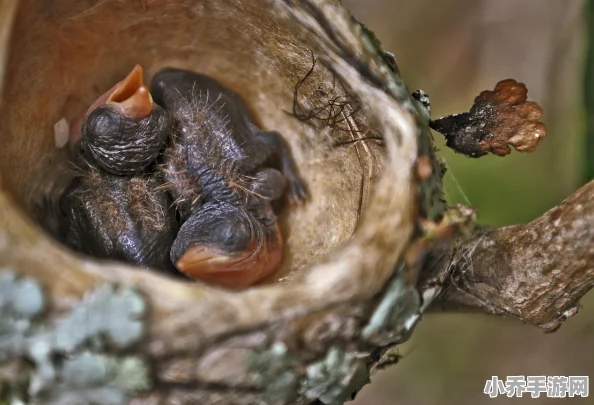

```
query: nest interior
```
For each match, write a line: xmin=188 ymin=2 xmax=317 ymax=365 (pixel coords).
xmin=0 ymin=0 xmax=389 ymax=284
xmin=0 ymin=4 xmax=424 ymax=403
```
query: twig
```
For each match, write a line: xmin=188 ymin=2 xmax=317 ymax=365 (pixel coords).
xmin=428 ymin=180 xmax=594 ymax=332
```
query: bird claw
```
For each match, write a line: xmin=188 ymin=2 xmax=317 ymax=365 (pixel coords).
xmin=287 ymin=177 xmax=308 ymax=204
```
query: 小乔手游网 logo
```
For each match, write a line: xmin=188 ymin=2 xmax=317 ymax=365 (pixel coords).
xmin=484 ymin=375 xmax=589 ymax=398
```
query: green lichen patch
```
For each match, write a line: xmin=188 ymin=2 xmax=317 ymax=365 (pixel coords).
xmin=247 ymin=342 xmax=299 ymax=404
xmin=52 ymin=283 xmax=146 ymax=351
xmin=361 ymin=266 xmax=422 ymax=346
xmin=358 ymin=23 xmax=448 ymax=222
xmin=0 ymin=272 xmax=44 ymax=318
xmin=0 ymin=271 xmax=44 ymax=363
xmin=0 ymin=271 xmax=150 ymax=405
xmin=302 ymin=347 xmax=369 ymax=405
xmin=30 ymin=352 xmax=150 ymax=405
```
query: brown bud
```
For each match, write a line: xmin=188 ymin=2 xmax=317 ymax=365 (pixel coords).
xmin=430 ymin=79 xmax=546 ymax=158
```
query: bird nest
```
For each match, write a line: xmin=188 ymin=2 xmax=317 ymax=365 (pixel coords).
xmin=0 ymin=0 xmax=453 ymax=404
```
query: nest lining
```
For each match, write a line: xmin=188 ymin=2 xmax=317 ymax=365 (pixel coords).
xmin=0 ymin=0 xmax=386 ymax=284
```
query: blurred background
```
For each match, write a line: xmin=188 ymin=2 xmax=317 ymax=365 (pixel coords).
xmin=342 ymin=0 xmax=594 ymax=404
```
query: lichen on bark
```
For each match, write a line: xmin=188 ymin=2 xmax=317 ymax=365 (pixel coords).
xmin=0 ymin=273 xmax=150 ymax=405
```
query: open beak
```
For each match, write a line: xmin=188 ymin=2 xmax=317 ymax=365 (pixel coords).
xmin=86 ymin=64 xmax=153 ymax=119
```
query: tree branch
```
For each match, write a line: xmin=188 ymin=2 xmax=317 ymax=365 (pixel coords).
xmin=430 ymin=180 xmax=594 ymax=332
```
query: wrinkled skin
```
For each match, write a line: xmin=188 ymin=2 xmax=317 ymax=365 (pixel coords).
xmin=56 ymin=66 xmax=180 ymax=275
xmin=60 ymin=170 xmax=179 ymax=274
xmin=79 ymin=65 xmax=172 ymax=174
xmin=151 ymin=67 xmax=307 ymax=288
xmin=80 ymin=103 xmax=170 ymax=175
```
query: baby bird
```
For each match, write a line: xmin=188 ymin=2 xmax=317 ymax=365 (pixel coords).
xmin=78 ymin=65 xmax=171 ymax=174
xmin=151 ymin=67 xmax=307 ymax=288
xmin=59 ymin=65 xmax=179 ymax=273
xmin=60 ymin=170 xmax=179 ymax=272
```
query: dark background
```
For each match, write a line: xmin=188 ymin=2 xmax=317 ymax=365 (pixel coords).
xmin=342 ymin=1 xmax=594 ymax=404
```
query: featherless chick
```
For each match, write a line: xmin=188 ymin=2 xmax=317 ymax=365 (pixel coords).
xmin=151 ymin=67 xmax=307 ymax=288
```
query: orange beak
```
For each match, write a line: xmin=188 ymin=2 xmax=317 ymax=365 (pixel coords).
xmin=86 ymin=65 xmax=153 ymax=119
xmin=176 ymin=226 xmax=283 ymax=289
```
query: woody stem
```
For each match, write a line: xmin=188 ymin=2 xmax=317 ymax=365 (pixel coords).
xmin=427 ymin=180 xmax=594 ymax=332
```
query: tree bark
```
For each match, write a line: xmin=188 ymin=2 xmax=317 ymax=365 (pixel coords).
xmin=429 ymin=180 xmax=594 ymax=332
